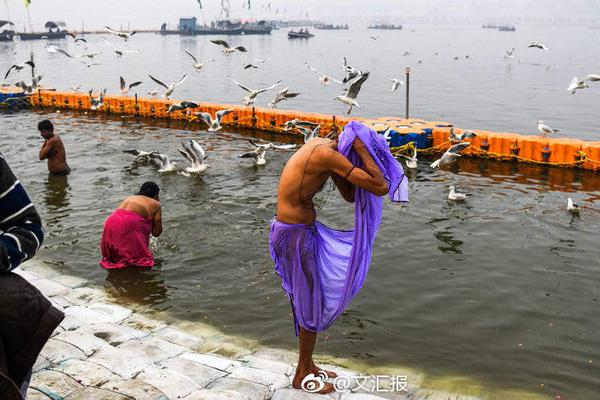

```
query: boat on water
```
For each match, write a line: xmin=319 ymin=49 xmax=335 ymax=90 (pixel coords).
xmin=18 ymin=21 xmax=68 ymax=41
xmin=368 ymin=24 xmax=402 ymax=30
xmin=0 ymin=21 xmax=15 ymax=41
xmin=482 ymin=24 xmax=499 ymax=29
xmin=288 ymin=29 xmax=314 ymax=39
xmin=316 ymin=23 xmax=349 ymax=30
xmin=498 ymin=25 xmax=516 ymax=32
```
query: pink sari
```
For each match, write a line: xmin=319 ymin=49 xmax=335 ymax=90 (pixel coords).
xmin=100 ymin=209 xmax=154 ymax=270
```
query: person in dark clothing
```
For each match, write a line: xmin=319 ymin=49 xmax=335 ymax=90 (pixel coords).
xmin=0 ymin=151 xmax=64 ymax=399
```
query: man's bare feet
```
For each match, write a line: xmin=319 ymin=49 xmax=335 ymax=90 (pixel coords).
xmin=292 ymin=370 xmax=336 ymax=394
xmin=310 ymin=360 xmax=338 ymax=379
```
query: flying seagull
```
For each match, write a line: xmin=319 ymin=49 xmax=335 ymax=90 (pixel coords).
xmin=103 ymin=38 xmax=140 ymax=57
xmin=122 ymin=149 xmax=156 ymax=161
xmin=15 ymin=75 xmax=43 ymax=94
xmin=584 ymin=74 xmax=600 ymax=82
xmin=149 ymin=152 xmax=178 ymax=173
xmin=195 ymin=109 xmax=235 ymax=132
xmin=105 ymin=26 xmax=137 ymax=40
xmin=4 ymin=61 xmax=35 ymax=80
xmin=306 ymin=63 xmax=344 ymax=86
xmin=430 ymin=142 xmax=470 ymax=169
xmin=243 ymin=63 xmax=259 ymax=70
xmin=210 ymin=39 xmax=247 ymax=55
xmin=335 ymin=72 xmax=370 ymax=115
xmin=342 ymin=57 xmax=364 ymax=83
xmin=66 ymin=32 xmax=87 ymax=43
xmin=448 ymin=186 xmax=467 ymax=201
xmin=167 ymin=101 xmax=198 ymax=113
xmin=178 ymin=140 xmax=208 ymax=173
xmin=505 ymin=48 xmax=515 ymax=58
xmin=147 ymin=88 xmax=159 ymax=97
xmin=528 ymin=42 xmax=549 ymax=51
xmin=80 ymin=61 xmax=101 ymax=68
xmin=567 ymin=77 xmax=588 ymax=94
xmin=119 ymin=76 xmax=142 ymax=95
xmin=238 ymin=140 xmax=295 ymax=166
xmin=398 ymin=146 xmax=418 ymax=169
xmin=89 ymin=88 xmax=107 ymax=110
xmin=269 ymin=87 xmax=300 ymax=108
xmin=227 ymin=77 xmax=282 ymax=105
xmin=148 ymin=74 xmax=187 ymax=99
xmin=537 ymin=120 xmax=558 ymax=136
xmin=281 ymin=119 xmax=320 ymax=132
xmin=46 ymin=46 xmax=73 ymax=58
xmin=184 ymin=50 xmax=210 ymax=71
xmin=391 ymin=78 xmax=403 ymax=91
xmin=77 ymin=51 xmax=102 ymax=59
xmin=449 ymin=127 xmax=477 ymax=142
xmin=297 ymin=125 xmax=321 ymax=143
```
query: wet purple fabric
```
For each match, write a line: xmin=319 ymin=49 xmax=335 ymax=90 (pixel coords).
xmin=269 ymin=121 xmax=408 ymax=335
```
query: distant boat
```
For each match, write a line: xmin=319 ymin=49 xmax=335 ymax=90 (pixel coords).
xmin=18 ymin=21 xmax=68 ymax=41
xmin=0 ymin=20 xmax=15 ymax=41
xmin=498 ymin=25 xmax=516 ymax=32
xmin=316 ymin=24 xmax=349 ymax=30
xmin=482 ymin=24 xmax=499 ymax=29
xmin=288 ymin=29 xmax=314 ymax=39
xmin=190 ymin=19 xmax=272 ymax=35
xmin=368 ymin=24 xmax=402 ymax=30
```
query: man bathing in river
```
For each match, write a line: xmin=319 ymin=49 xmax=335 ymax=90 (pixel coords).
xmin=38 ymin=120 xmax=70 ymax=175
xmin=100 ymin=182 xmax=163 ymax=270
xmin=270 ymin=121 xmax=406 ymax=394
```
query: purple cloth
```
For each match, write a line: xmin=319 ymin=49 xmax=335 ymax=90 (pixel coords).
xmin=269 ymin=121 xmax=408 ymax=335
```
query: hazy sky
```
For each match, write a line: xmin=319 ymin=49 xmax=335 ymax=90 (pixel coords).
xmin=3 ymin=0 xmax=599 ymax=30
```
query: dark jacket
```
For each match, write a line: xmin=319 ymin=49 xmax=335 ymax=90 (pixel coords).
xmin=0 ymin=273 xmax=64 ymax=398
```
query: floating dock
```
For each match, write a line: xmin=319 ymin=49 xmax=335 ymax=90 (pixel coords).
xmin=4 ymin=88 xmax=600 ymax=171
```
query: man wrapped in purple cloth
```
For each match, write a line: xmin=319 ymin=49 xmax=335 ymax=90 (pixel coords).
xmin=269 ymin=120 xmax=408 ymax=393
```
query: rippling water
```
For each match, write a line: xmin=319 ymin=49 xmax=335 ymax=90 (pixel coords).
xmin=2 ymin=25 xmax=600 ymax=399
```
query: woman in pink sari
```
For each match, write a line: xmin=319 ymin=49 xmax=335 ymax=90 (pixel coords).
xmin=100 ymin=182 xmax=163 ymax=270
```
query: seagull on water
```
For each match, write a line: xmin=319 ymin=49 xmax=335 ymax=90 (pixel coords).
xmin=449 ymin=128 xmax=477 ymax=142
xmin=567 ymin=198 xmax=580 ymax=216
xmin=149 ymin=152 xmax=178 ymax=173
xmin=505 ymin=48 xmax=515 ymax=58
xmin=167 ymin=101 xmax=198 ymax=114
xmin=448 ymin=186 xmax=467 ymax=201
xmin=15 ymin=75 xmax=43 ymax=94
xmin=430 ymin=142 xmax=470 ymax=169
xmin=227 ymin=77 xmax=282 ymax=105
xmin=105 ymin=26 xmax=137 ymax=41
xmin=398 ymin=146 xmax=418 ymax=169
xmin=178 ymin=140 xmax=208 ymax=173
xmin=80 ymin=61 xmax=101 ymax=68
xmin=335 ymin=72 xmax=370 ymax=115
xmin=528 ymin=42 xmax=549 ymax=51
xmin=195 ymin=109 xmax=235 ymax=132
xmin=89 ymin=89 xmax=107 ymax=110
xmin=269 ymin=87 xmax=300 ymax=108
xmin=238 ymin=140 xmax=295 ymax=166
xmin=306 ymin=63 xmax=344 ymax=86
xmin=297 ymin=125 xmax=322 ymax=143
xmin=148 ymin=74 xmax=187 ymax=99
xmin=567 ymin=77 xmax=588 ymax=94
xmin=4 ymin=61 xmax=35 ymax=80
xmin=71 ymin=85 xmax=81 ymax=92
xmin=281 ymin=119 xmax=320 ymax=132
xmin=119 ymin=76 xmax=142 ymax=96
xmin=103 ymin=38 xmax=140 ymax=57
xmin=184 ymin=50 xmax=211 ymax=71
xmin=537 ymin=120 xmax=559 ymax=136
xmin=391 ymin=78 xmax=404 ymax=91
xmin=210 ymin=39 xmax=247 ymax=55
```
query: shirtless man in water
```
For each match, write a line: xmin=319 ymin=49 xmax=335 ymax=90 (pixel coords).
xmin=38 ymin=120 xmax=70 ymax=175
xmin=275 ymin=134 xmax=388 ymax=394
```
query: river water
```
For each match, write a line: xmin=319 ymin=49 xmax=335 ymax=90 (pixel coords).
xmin=1 ymin=25 xmax=600 ymax=399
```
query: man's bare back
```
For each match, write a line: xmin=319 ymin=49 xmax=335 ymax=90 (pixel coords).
xmin=118 ymin=195 xmax=162 ymax=237
xmin=38 ymin=129 xmax=69 ymax=175
xmin=276 ymin=137 xmax=388 ymax=226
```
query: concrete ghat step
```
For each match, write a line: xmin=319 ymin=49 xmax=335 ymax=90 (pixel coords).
xmin=83 ymin=322 xmax=149 ymax=345
xmin=30 ymin=369 xmax=83 ymax=398
xmin=184 ymin=390 xmax=252 ymax=400
xmin=272 ymin=388 xmax=332 ymax=399
xmin=227 ymin=364 xmax=290 ymax=390
xmin=160 ymin=356 xmax=227 ymax=388
xmin=154 ymin=325 xmax=206 ymax=349
xmin=180 ymin=352 xmax=243 ymax=371
xmin=121 ymin=313 xmax=167 ymax=332
xmin=63 ymin=386 xmax=131 ymax=400
xmin=136 ymin=364 xmax=200 ymax=399
xmin=101 ymin=378 xmax=169 ymax=400
xmin=53 ymin=359 xmax=117 ymax=387
xmin=64 ymin=287 xmax=108 ymax=305
xmin=64 ymin=303 xmax=132 ymax=325
xmin=88 ymin=345 xmax=153 ymax=379
xmin=408 ymin=389 xmax=481 ymax=400
xmin=240 ymin=354 xmax=295 ymax=376
xmin=117 ymin=336 xmax=188 ymax=363
xmin=206 ymin=377 xmax=272 ymax=400
xmin=53 ymin=329 xmax=112 ymax=356
xmin=28 ymin=277 xmax=70 ymax=298
xmin=39 ymin=338 xmax=86 ymax=364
